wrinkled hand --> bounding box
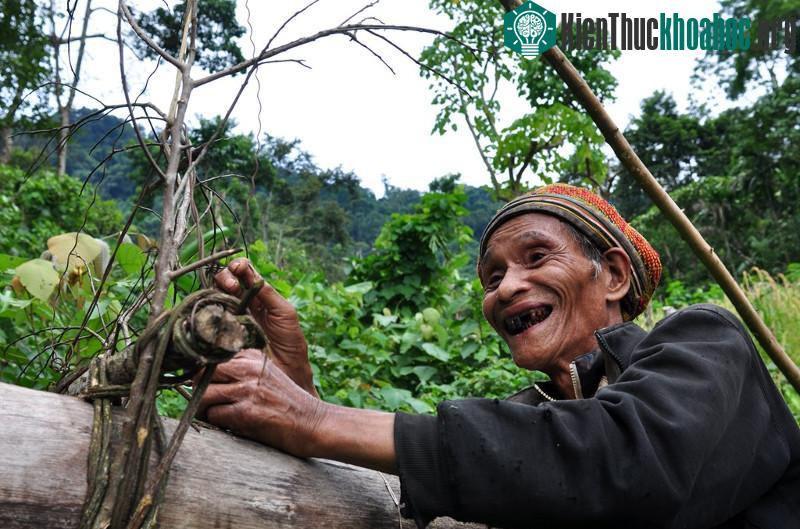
[214,258,317,396]
[197,348,327,457]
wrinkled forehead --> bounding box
[479,214,572,269]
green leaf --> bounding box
[407,397,434,414]
[412,365,438,383]
[15,259,60,301]
[378,386,411,409]
[458,321,480,337]
[345,281,373,295]
[420,342,449,362]
[0,290,33,315]
[347,390,363,408]
[373,313,397,326]
[460,342,480,359]
[0,253,27,272]
[116,243,147,276]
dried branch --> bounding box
[194,24,461,87]
[168,248,242,280]
[345,32,396,74]
[339,1,381,27]
[117,10,167,180]
[266,0,323,49]
[118,0,184,71]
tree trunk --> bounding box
[0,382,478,529]
[0,125,13,164]
[58,106,69,176]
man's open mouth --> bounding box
[504,306,553,335]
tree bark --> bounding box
[58,106,69,176]
[0,382,478,529]
[0,125,12,164]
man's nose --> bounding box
[496,266,529,301]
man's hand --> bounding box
[214,258,317,396]
[197,348,327,457]
[197,349,398,473]
[207,258,397,474]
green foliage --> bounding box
[695,0,799,98]
[621,75,799,287]
[350,184,474,313]
[611,92,706,218]
[0,0,50,158]
[247,237,540,414]
[0,165,124,258]
[0,182,535,416]
[134,0,246,74]
[419,2,620,198]
[0,242,147,388]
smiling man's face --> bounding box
[479,213,622,375]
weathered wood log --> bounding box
[0,382,479,529]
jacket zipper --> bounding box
[569,362,583,399]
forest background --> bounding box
[0,0,798,420]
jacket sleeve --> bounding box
[394,306,793,528]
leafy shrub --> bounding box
[0,165,123,258]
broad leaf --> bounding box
[0,253,27,272]
[15,259,60,301]
[116,243,147,276]
[421,342,450,362]
[47,232,102,274]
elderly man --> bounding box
[199,184,800,528]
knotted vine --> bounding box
[75,281,266,529]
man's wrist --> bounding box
[308,403,397,474]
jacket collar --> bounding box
[594,321,648,371]
[507,321,648,405]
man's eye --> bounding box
[484,273,503,290]
[528,252,544,264]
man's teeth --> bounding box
[505,306,552,335]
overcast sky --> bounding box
[75,0,736,196]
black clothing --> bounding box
[394,305,800,528]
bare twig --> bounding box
[116,10,167,180]
[339,1,381,27]
[168,246,242,281]
[266,0,323,49]
[345,32,396,74]
[364,29,469,96]
[194,24,463,87]
[118,0,184,70]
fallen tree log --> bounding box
[0,382,478,529]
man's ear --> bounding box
[602,248,631,303]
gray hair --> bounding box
[562,222,603,278]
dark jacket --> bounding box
[394,304,800,528]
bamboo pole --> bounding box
[498,0,800,392]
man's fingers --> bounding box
[221,259,296,318]
[228,258,263,288]
[214,268,243,296]
[196,382,239,418]
[205,403,242,430]
[207,349,267,383]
